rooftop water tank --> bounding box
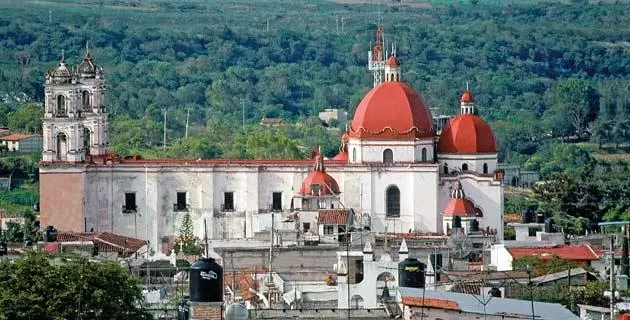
[189,257,223,302]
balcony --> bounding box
[173,203,189,212]
[122,205,137,214]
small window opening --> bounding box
[175,192,188,211]
[272,192,282,211]
[223,192,234,211]
[123,193,137,213]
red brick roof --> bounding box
[317,209,349,225]
[402,297,461,311]
[0,134,36,141]
[54,232,147,256]
[507,245,598,261]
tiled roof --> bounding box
[402,297,461,311]
[317,209,349,225]
[0,134,36,141]
[504,213,521,223]
[506,245,598,261]
[54,232,147,256]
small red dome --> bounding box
[460,89,473,103]
[385,56,400,66]
[300,155,340,195]
[443,198,476,216]
[437,114,497,154]
[350,82,434,140]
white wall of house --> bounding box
[489,243,513,271]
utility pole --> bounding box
[185,108,190,139]
[231,251,236,301]
[49,10,52,23]
[163,109,167,149]
[266,18,269,33]
[611,235,616,320]
[528,265,535,320]
[267,213,274,306]
[341,16,345,34]
[241,99,246,131]
[336,15,339,35]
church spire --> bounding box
[460,82,474,115]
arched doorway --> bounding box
[350,295,364,309]
[56,133,68,161]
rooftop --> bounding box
[506,244,598,261]
[0,134,37,141]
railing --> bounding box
[173,203,189,212]
[122,205,137,213]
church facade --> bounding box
[39,52,504,252]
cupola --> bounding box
[299,153,340,196]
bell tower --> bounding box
[42,48,108,162]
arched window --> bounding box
[421,148,427,162]
[82,91,90,107]
[386,186,400,217]
[462,163,469,171]
[57,95,66,115]
[443,163,449,174]
[383,149,393,164]
[483,163,488,174]
[83,127,91,153]
[56,133,68,161]
[396,74,400,81]
[352,148,357,163]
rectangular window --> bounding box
[223,192,234,211]
[175,192,188,211]
[324,225,334,235]
[123,193,136,213]
[303,222,310,233]
[272,192,282,211]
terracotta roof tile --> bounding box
[507,245,598,261]
[317,209,349,225]
[0,134,36,141]
[54,232,147,256]
[402,297,461,311]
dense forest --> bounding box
[0,0,630,231]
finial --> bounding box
[86,40,89,53]
[466,81,469,91]
[363,240,373,253]
[399,239,408,253]
[60,49,65,63]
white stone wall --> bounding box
[437,153,498,175]
[348,138,434,164]
[489,243,513,271]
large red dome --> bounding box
[350,82,434,140]
[437,114,497,154]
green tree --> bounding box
[547,78,600,140]
[175,212,202,256]
[0,252,151,320]
[6,103,43,134]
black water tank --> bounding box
[189,258,223,302]
[535,210,546,224]
[544,218,556,233]
[398,258,426,288]
[470,219,479,232]
[44,226,57,242]
[522,209,534,223]
[452,216,462,229]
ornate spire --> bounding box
[451,181,465,199]
[460,83,475,114]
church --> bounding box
[39,51,504,252]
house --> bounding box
[0,134,43,153]
[318,108,347,126]
[317,209,352,243]
[490,243,599,271]
[260,117,284,126]
[399,287,579,320]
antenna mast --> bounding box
[367,11,385,88]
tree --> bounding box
[548,78,600,140]
[0,252,152,320]
[175,212,202,256]
[6,103,43,134]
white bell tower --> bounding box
[42,47,108,163]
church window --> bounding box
[83,128,91,154]
[272,192,282,211]
[386,186,400,217]
[175,192,188,211]
[462,163,469,171]
[82,90,90,107]
[223,192,234,211]
[303,223,310,233]
[56,133,68,161]
[483,163,488,174]
[443,163,449,174]
[421,148,427,162]
[324,225,334,235]
[123,193,137,213]
[352,148,356,162]
[396,74,400,81]
[383,149,393,164]
[57,95,66,115]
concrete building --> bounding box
[319,108,348,126]
[399,287,579,320]
[0,134,43,153]
[39,53,504,255]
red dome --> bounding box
[386,56,400,66]
[332,151,348,161]
[460,89,473,103]
[437,114,497,154]
[443,198,476,217]
[300,171,340,195]
[299,155,340,195]
[350,82,434,140]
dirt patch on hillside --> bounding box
[327,0,432,9]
